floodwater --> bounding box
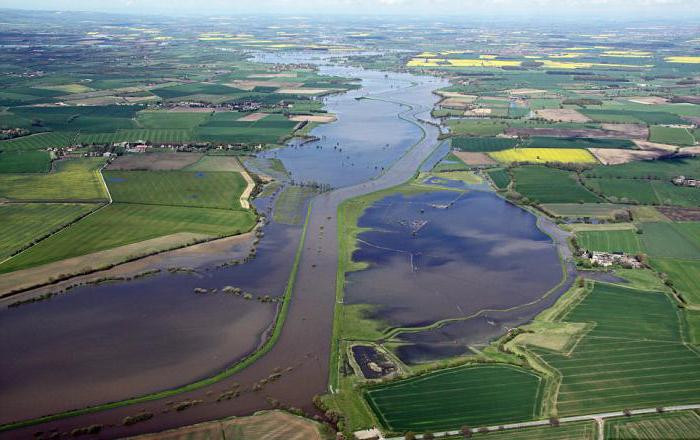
[345,189,565,364]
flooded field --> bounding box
[345,188,565,364]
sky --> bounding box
[1,0,699,18]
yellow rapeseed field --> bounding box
[407,58,521,68]
[665,56,700,64]
[489,148,598,164]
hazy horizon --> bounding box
[1,0,700,20]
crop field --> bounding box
[584,178,700,207]
[103,170,248,210]
[579,109,686,125]
[454,421,596,439]
[527,137,636,149]
[196,114,298,144]
[583,157,700,180]
[447,119,507,136]
[512,166,600,203]
[639,222,700,259]
[0,132,75,152]
[490,148,598,164]
[135,111,212,129]
[541,203,625,219]
[273,185,317,225]
[604,411,700,439]
[577,229,643,254]
[0,158,108,201]
[0,203,97,259]
[649,126,696,146]
[9,105,140,132]
[0,150,51,173]
[452,136,518,152]
[365,364,543,432]
[650,258,700,306]
[184,155,244,172]
[150,82,243,99]
[78,129,195,144]
[487,168,511,189]
[537,283,700,417]
[0,203,256,273]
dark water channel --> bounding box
[345,188,565,364]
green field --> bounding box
[273,185,317,225]
[365,364,543,433]
[604,411,700,439]
[584,157,700,180]
[0,150,52,173]
[104,170,247,210]
[196,113,297,144]
[0,203,98,259]
[639,222,700,260]
[452,136,518,152]
[538,283,700,417]
[577,229,643,254]
[513,166,600,203]
[487,168,511,189]
[649,126,696,146]
[433,152,471,172]
[0,203,256,273]
[0,158,108,201]
[650,258,700,305]
[584,178,700,207]
[0,132,75,152]
[579,109,686,125]
[78,129,195,145]
[541,203,626,219]
[456,421,596,439]
[447,119,507,136]
[527,137,637,149]
[135,111,212,129]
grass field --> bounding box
[78,129,195,145]
[584,157,700,181]
[0,150,52,173]
[584,178,700,207]
[487,168,511,189]
[365,364,543,433]
[452,136,517,152]
[604,411,700,439]
[135,111,212,129]
[104,170,247,210]
[183,155,243,172]
[513,166,600,203]
[577,229,643,254]
[650,258,700,306]
[538,282,700,417]
[541,203,626,219]
[490,148,598,164]
[579,109,686,125]
[639,222,700,260]
[0,203,97,259]
[0,158,108,201]
[527,137,637,150]
[0,203,256,273]
[0,132,75,152]
[196,113,297,144]
[447,119,507,136]
[273,185,317,225]
[451,421,596,439]
[649,126,696,146]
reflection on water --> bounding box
[345,189,564,364]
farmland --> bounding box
[512,166,601,203]
[450,421,596,439]
[487,168,511,189]
[577,228,643,254]
[490,148,598,164]
[0,150,52,173]
[0,203,98,259]
[604,411,700,439]
[639,222,700,260]
[365,364,543,433]
[536,283,700,416]
[0,158,108,201]
[104,170,248,210]
[0,203,255,274]
[650,258,700,305]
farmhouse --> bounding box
[589,251,643,268]
[672,175,699,187]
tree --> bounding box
[404,432,416,440]
[461,425,472,438]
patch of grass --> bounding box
[649,126,696,146]
[447,119,507,136]
[612,268,671,293]
[0,203,98,259]
[0,158,108,201]
[0,150,51,173]
[583,157,700,180]
[365,364,543,433]
[542,203,625,219]
[452,136,518,152]
[513,166,600,203]
[432,152,471,172]
[135,111,212,129]
[577,228,643,254]
[104,170,248,210]
[340,304,387,341]
[528,137,637,149]
[461,420,596,439]
[487,168,511,189]
[650,258,700,306]
[580,109,686,125]
[0,203,255,273]
[604,411,700,439]
[0,132,75,152]
[537,283,700,416]
[585,178,700,207]
[639,222,700,260]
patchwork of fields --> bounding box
[512,166,600,203]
